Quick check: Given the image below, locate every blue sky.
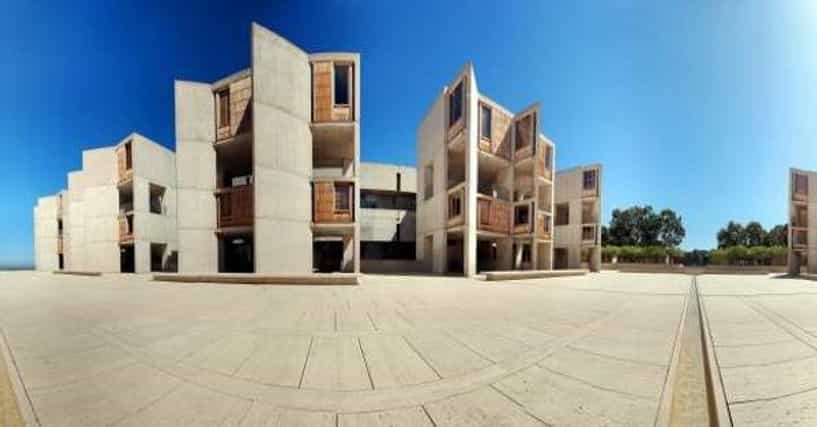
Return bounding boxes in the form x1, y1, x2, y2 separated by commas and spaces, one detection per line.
2, 1, 816, 266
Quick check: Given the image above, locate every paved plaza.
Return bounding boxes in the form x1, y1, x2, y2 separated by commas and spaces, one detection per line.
0, 271, 814, 426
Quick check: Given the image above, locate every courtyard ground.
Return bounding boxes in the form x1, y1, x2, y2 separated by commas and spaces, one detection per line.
0, 271, 812, 426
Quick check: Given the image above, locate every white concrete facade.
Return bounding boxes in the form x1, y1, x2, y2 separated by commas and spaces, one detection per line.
416, 64, 556, 276
788, 168, 817, 274
553, 164, 602, 272
173, 23, 360, 274
359, 162, 418, 273
33, 134, 177, 273
33, 194, 63, 271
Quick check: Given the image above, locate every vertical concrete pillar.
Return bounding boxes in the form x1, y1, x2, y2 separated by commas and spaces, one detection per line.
251, 24, 313, 273
463, 65, 479, 277
175, 81, 217, 273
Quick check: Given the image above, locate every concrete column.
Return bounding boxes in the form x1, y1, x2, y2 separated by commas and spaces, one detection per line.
463, 65, 479, 277
175, 81, 217, 273
251, 23, 313, 273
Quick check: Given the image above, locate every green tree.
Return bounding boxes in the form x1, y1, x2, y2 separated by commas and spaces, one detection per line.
744, 221, 767, 247
717, 221, 744, 248
765, 224, 788, 246
658, 209, 686, 247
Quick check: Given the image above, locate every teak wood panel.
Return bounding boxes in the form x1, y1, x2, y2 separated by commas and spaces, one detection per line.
313, 182, 354, 224
477, 196, 511, 234
116, 144, 132, 182
216, 185, 254, 228
216, 76, 252, 142
312, 61, 354, 123
536, 212, 551, 240
478, 103, 512, 160
119, 215, 133, 242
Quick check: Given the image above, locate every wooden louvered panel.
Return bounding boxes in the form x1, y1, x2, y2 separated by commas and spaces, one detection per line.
313, 62, 332, 122
216, 185, 253, 228
313, 182, 354, 224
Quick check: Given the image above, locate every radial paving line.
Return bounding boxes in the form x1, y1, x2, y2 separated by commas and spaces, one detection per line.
0, 329, 32, 426
658, 276, 724, 426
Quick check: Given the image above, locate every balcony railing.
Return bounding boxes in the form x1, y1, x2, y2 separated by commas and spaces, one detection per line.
582, 225, 598, 244
793, 229, 808, 247
477, 194, 511, 234
536, 212, 551, 240
119, 214, 134, 242
313, 182, 354, 224
216, 184, 254, 228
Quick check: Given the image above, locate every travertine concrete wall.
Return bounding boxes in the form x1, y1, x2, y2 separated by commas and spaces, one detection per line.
65, 171, 86, 270
360, 162, 417, 244
360, 162, 417, 193
129, 134, 178, 273
788, 168, 817, 274
251, 23, 313, 273
80, 148, 119, 272
416, 89, 448, 273
175, 81, 217, 273
463, 65, 479, 276
554, 164, 602, 272
33, 195, 60, 271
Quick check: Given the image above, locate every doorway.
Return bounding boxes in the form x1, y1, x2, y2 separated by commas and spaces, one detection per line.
554, 248, 568, 270
120, 244, 135, 273
314, 241, 343, 272
221, 235, 254, 273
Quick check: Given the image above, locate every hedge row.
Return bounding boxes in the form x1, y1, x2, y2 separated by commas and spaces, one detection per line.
602, 245, 787, 266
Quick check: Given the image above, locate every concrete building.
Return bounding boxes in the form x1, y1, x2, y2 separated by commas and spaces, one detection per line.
175, 23, 360, 274
788, 168, 817, 274
553, 164, 602, 271
33, 192, 65, 271
33, 134, 177, 273
416, 64, 556, 276
359, 162, 419, 273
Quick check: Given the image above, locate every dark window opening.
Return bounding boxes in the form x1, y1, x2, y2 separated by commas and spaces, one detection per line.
335, 184, 350, 211
515, 205, 530, 226
396, 173, 402, 192
57, 219, 63, 233
150, 243, 166, 272
361, 241, 416, 260
424, 164, 434, 200
314, 240, 344, 272
448, 194, 462, 219
149, 184, 165, 215
449, 82, 463, 126
120, 245, 135, 273
58, 254, 64, 270
555, 204, 570, 226
583, 170, 597, 190
480, 104, 492, 139
795, 173, 808, 194
221, 235, 254, 273
217, 89, 230, 128
334, 64, 351, 105
124, 141, 132, 170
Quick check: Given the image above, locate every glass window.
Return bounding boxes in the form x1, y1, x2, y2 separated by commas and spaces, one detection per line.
555, 203, 570, 226
583, 170, 597, 190
424, 164, 434, 200
335, 184, 350, 210
449, 82, 463, 126
217, 90, 230, 128
480, 104, 492, 139
334, 64, 350, 105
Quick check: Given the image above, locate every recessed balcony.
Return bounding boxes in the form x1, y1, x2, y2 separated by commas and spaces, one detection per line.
477, 194, 511, 234
216, 184, 254, 229
119, 213, 134, 243
313, 182, 354, 224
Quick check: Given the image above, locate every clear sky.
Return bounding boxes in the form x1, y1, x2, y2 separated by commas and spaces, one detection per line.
2, 1, 816, 267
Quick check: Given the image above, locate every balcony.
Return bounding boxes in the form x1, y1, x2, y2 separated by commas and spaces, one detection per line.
313, 182, 354, 224
582, 225, 598, 244
119, 213, 134, 243
513, 203, 533, 234
582, 201, 599, 224
792, 206, 809, 229
477, 194, 511, 234
447, 188, 464, 227
312, 61, 355, 123
536, 212, 551, 240
793, 173, 808, 202
534, 142, 553, 181
793, 229, 808, 248
216, 184, 254, 229
116, 142, 133, 183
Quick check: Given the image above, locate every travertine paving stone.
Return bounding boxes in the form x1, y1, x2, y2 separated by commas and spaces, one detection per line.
0, 271, 695, 426
700, 274, 817, 426
301, 336, 371, 391
339, 406, 433, 427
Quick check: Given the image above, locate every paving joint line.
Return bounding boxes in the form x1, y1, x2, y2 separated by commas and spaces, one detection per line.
489, 384, 553, 427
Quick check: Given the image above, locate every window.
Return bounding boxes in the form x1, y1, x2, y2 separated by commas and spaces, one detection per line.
515, 205, 529, 226
396, 173, 401, 192
424, 164, 434, 200
448, 82, 463, 126
555, 203, 569, 226
583, 226, 596, 242
335, 184, 351, 211
334, 64, 350, 105
545, 146, 552, 169
795, 173, 808, 194
149, 184, 165, 215
124, 141, 132, 170
583, 170, 597, 191
480, 104, 492, 139
448, 193, 462, 219
217, 89, 230, 128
